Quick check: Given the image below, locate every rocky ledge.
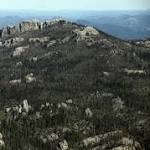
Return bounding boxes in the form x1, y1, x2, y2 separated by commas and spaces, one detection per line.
0, 18, 67, 38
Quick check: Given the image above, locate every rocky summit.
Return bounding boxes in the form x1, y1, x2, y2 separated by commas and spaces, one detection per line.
0, 19, 150, 150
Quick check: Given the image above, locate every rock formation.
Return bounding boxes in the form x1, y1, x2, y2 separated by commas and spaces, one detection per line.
2, 37, 24, 47
0, 18, 67, 38
13, 45, 29, 57
124, 69, 146, 75
80, 130, 142, 150
73, 26, 99, 42
73, 26, 99, 46
29, 37, 50, 44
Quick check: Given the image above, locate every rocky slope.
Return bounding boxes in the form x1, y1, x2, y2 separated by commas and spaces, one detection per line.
0, 19, 150, 150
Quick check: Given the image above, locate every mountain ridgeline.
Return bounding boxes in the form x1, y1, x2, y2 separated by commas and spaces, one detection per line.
0, 19, 150, 150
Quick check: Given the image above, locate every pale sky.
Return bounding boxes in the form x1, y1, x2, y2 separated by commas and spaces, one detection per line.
0, 0, 150, 10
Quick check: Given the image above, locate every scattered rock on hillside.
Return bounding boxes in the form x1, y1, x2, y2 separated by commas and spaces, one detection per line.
0, 132, 5, 149
9, 79, 21, 85
80, 130, 142, 150
16, 61, 23, 67
47, 40, 57, 47
73, 26, 99, 43
22, 99, 30, 113
62, 36, 70, 44
25, 73, 36, 83
58, 140, 69, 150
85, 108, 93, 118
3, 37, 24, 47
29, 37, 50, 44
112, 97, 125, 112
66, 99, 73, 104
13, 45, 29, 57
39, 132, 59, 144
124, 69, 146, 75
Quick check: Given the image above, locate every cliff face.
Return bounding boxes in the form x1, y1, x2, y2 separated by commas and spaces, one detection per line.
0, 19, 150, 150
0, 19, 66, 37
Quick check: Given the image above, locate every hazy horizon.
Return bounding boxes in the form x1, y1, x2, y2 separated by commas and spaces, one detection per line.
0, 2, 150, 40
0, 0, 150, 11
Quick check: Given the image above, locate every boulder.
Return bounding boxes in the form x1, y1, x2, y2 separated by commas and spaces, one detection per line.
80, 130, 123, 148
73, 26, 99, 42
85, 108, 93, 118
13, 37, 24, 44
18, 105, 22, 114
9, 25, 20, 35
120, 137, 141, 147
66, 99, 73, 104
22, 99, 30, 113
39, 133, 59, 144
13, 45, 29, 57
1, 27, 10, 37
47, 40, 57, 47
3, 39, 12, 47
40, 104, 45, 110
12, 106, 19, 112
25, 73, 36, 83
5, 107, 11, 113
35, 112, 42, 119
16, 61, 23, 67
145, 40, 150, 47
45, 102, 50, 107
29, 37, 50, 43
40, 135, 47, 144
124, 69, 146, 75
98, 38, 114, 48
84, 26, 99, 36
112, 97, 125, 112
112, 146, 136, 150
80, 130, 142, 150
9, 79, 21, 84
135, 118, 149, 131
73, 120, 93, 135
20, 21, 40, 32
58, 102, 69, 110
102, 92, 114, 98
58, 140, 69, 150
32, 56, 38, 62
47, 133, 59, 142
1, 24, 21, 37
43, 18, 66, 28
103, 72, 110, 77
62, 36, 70, 44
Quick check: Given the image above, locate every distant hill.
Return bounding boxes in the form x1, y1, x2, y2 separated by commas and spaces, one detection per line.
75, 11, 150, 40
